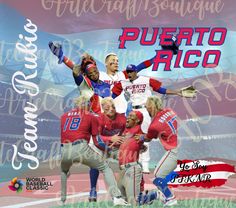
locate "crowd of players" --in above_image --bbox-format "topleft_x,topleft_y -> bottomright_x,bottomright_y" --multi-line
49,39 -> 193,206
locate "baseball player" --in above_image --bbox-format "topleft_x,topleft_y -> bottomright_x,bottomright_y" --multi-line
48,42 -> 156,114
138,96 -> 179,206
89,98 -> 126,202
49,38 -> 181,200
116,110 -> 144,205
60,95 -> 129,206
111,65 -> 182,174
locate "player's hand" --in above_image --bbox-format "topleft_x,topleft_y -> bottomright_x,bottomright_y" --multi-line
72,65 -> 82,76
110,134 -> 124,145
134,135 -> 141,141
48,41 -> 64,64
134,134 -> 144,143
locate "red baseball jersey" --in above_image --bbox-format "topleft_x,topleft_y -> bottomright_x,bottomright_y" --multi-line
99,113 -> 126,144
118,125 -> 144,165
61,108 -> 99,143
146,108 -> 178,150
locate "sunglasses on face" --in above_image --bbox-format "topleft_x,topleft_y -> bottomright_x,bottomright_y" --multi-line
126,70 -> 135,73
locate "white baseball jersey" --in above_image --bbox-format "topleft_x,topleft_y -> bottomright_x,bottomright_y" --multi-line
77,78 -> 94,98
99,71 -> 128,114
113,76 -> 162,107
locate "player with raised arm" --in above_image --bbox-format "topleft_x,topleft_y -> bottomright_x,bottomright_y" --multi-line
48,42 -> 158,112
49,37 -> 185,201
48,36 -> 180,113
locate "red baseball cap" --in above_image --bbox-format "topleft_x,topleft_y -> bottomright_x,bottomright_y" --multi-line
133,111 -> 143,124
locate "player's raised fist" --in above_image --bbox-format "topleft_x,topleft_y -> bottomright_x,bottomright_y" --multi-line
48,41 -> 64,64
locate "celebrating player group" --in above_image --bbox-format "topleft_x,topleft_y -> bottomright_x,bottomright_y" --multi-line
49,37 -> 197,206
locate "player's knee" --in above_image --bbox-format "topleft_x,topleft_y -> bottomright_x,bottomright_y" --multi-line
154,167 -> 167,178
96,161 -> 109,172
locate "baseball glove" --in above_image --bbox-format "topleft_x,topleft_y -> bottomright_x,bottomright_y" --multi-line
48,41 -> 64,64
161,36 -> 179,54
180,85 -> 197,98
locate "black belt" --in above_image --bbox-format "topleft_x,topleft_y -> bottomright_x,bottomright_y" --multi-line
132,105 -> 145,109
61,139 -> 87,147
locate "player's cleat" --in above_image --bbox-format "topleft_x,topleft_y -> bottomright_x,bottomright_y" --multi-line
61,196 -> 66,205
163,195 -> 177,206
88,188 -> 97,202
138,190 -> 158,205
113,196 -> 130,206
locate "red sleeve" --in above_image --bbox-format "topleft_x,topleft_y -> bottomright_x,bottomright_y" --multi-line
149,78 -> 162,91
146,126 -> 158,140
122,70 -> 129,79
100,135 -> 112,143
63,56 -> 74,70
112,81 -> 123,97
119,114 -> 127,135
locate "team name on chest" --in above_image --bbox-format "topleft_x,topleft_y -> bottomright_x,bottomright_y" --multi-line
104,80 -> 119,85
125,84 -> 147,94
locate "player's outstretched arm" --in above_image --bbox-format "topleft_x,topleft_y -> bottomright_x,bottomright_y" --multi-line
48,42 -> 86,86
149,75 -> 196,98
135,36 -> 179,72
156,86 -> 197,98
48,41 -> 75,69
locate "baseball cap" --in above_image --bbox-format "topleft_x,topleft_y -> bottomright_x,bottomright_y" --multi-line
85,63 -> 96,73
133,111 -> 143,124
126,64 -> 137,72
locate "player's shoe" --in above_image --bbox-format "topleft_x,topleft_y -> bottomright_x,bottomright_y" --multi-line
113,196 -> 130,206
61,196 -> 66,205
138,190 -> 158,205
163,195 -> 177,206
88,189 -> 97,202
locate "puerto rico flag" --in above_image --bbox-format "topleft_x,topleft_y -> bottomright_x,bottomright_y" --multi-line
167,160 -> 236,188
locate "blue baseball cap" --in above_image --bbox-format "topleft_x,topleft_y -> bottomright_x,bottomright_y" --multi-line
126,64 -> 137,72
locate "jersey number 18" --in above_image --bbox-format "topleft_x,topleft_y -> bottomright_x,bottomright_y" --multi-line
63,117 -> 81,131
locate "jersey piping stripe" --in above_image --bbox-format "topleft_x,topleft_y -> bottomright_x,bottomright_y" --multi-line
154,150 -> 171,177
133,166 -> 136,200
